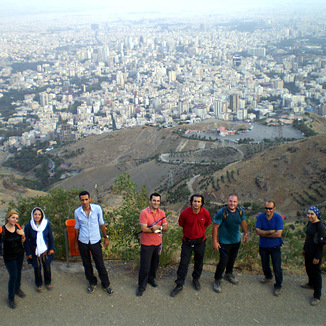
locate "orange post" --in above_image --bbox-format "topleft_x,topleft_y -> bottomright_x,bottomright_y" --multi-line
65,219 -> 79,256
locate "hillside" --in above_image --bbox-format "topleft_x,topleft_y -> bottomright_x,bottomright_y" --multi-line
0,116 -> 325,218
193,134 -> 326,218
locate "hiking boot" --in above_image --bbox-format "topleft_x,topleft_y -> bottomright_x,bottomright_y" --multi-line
8,298 -> 16,309
192,279 -> 201,291
45,284 -> 53,291
36,286 -> 43,293
301,283 -> 313,289
170,285 -> 183,297
224,273 -> 239,285
15,289 -> 26,298
103,287 -> 114,295
87,284 -> 97,294
260,277 -> 273,284
310,298 -> 320,306
148,280 -> 158,287
273,288 -> 281,296
213,280 -> 221,293
136,288 -> 144,297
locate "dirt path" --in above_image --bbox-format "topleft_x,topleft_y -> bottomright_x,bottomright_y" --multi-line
0,260 -> 325,326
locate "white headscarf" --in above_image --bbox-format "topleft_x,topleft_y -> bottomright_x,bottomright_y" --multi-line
30,207 -> 48,257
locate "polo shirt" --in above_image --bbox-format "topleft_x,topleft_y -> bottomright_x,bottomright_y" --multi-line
140,206 -> 167,246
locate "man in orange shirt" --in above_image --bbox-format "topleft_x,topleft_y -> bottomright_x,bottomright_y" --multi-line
136,193 -> 168,296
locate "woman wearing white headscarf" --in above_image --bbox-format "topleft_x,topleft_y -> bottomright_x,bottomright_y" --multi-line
24,207 -> 54,292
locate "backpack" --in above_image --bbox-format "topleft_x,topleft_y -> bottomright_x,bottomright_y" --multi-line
0,224 -> 22,256
219,204 -> 243,220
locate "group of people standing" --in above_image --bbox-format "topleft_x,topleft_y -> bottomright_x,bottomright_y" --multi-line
137,193 -> 324,307
1,191 -> 324,309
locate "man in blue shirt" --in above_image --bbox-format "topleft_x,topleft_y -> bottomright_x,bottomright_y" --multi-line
74,190 -> 113,295
212,194 -> 248,293
256,201 -> 283,297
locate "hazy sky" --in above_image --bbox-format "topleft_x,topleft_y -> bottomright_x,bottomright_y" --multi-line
2,0 -> 326,15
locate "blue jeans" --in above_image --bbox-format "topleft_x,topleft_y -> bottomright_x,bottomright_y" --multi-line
5,255 -> 24,300
259,246 -> 283,289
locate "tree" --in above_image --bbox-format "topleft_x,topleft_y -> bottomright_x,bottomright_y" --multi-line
10,188 -> 81,258
106,173 -> 148,260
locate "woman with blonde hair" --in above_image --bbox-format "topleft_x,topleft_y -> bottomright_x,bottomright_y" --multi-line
1,209 -> 26,309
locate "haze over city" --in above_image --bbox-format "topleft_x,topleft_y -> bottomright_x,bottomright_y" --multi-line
2,0 -> 326,17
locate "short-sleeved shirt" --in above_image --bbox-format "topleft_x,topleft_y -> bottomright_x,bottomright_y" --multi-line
213,207 -> 246,244
256,212 -> 284,248
74,203 -> 104,245
140,206 -> 167,246
179,206 -> 211,241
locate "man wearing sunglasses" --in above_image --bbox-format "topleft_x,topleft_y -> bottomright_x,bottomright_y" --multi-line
256,201 -> 284,297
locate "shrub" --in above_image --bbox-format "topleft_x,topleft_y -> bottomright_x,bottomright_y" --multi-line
10,188 -> 81,258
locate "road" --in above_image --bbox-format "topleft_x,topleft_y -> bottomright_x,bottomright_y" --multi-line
0,260 -> 325,326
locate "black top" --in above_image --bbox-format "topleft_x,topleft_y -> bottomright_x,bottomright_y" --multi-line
303,220 -> 324,260
2,225 -> 24,261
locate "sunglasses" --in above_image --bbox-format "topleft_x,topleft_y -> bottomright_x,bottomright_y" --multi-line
265,207 -> 274,210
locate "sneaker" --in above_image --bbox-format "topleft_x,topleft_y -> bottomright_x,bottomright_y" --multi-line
310,298 -> 320,306
8,298 -> 16,309
148,280 -> 158,287
103,287 -> 114,295
213,280 -> 221,293
87,284 -> 97,294
273,288 -> 281,296
170,285 -> 183,297
260,277 -> 272,284
45,284 -> 53,291
15,289 -> 26,298
301,283 -> 313,289
36,286 -> 43,293
224,273 -> 239,285
136,288 -> 144,297
192,279 -> 201,291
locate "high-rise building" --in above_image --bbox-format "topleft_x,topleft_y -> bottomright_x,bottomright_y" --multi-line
229,94 -> 240,112
40,92 -> 49,106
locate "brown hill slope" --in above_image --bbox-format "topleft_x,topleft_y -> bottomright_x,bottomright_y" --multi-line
195,134 -> 326,218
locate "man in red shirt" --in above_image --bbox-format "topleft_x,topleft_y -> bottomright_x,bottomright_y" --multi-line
170,194 -> 211,297
136,193 -> 168,296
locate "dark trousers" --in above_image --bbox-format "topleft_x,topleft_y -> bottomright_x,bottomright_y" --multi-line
78,240 -> 110,288
5,255 -> 24,300
305,252 -> 322,300
259,246 -> 283,289
214,242 -> 240,280
175,240 -> 206,286
138,244 -> 160,291
34,259 -> 52,287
